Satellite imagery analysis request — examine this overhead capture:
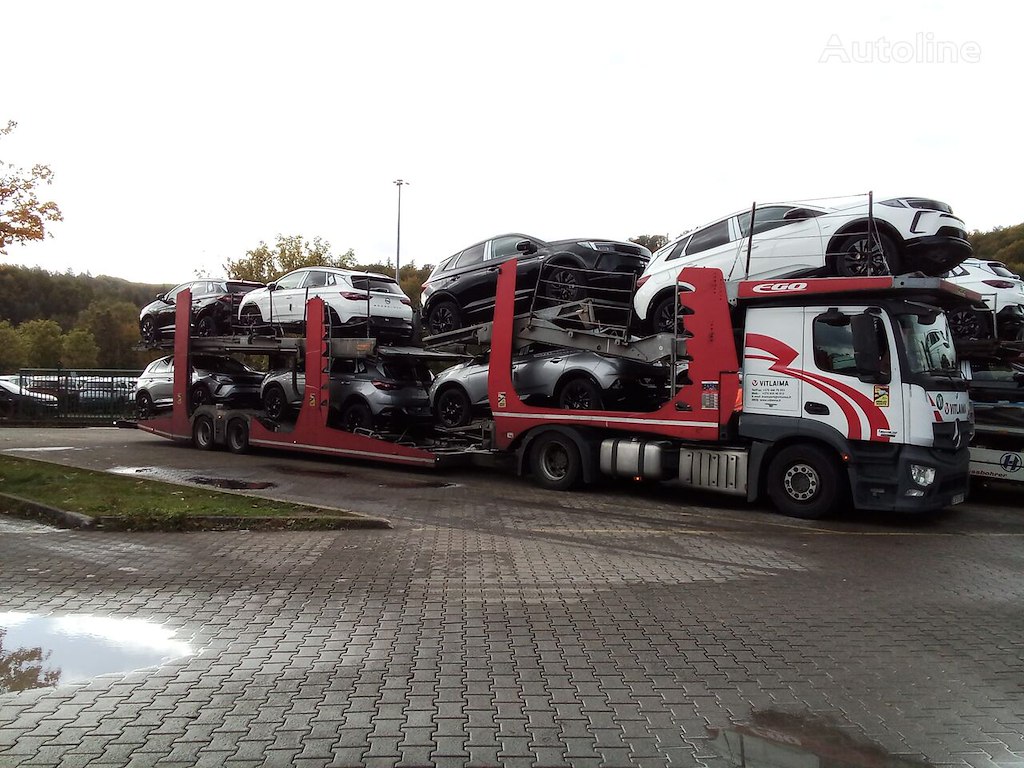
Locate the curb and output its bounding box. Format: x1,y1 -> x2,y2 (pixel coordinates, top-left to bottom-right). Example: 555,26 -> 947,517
0,492 -> 96,529
0,492 -> 391,532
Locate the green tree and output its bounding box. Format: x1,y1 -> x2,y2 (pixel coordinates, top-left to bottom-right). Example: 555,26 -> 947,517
0,320 -> 26,372
630,234 -> 669,253
224,234 -> 356,283
0,122 -> 63,253
78,299 -> 141,368
970,223 -> 1024,273
17,319 -> 63,368
60,328 -> 99,368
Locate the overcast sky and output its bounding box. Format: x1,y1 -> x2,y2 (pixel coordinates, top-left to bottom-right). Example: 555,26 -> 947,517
3,0 -> 1020,284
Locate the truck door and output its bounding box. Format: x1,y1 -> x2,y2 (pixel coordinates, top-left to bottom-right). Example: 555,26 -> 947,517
803,306 -> 904,443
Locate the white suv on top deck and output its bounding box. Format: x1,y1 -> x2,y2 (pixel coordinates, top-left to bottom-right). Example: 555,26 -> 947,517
944,259 -> 1024,340
632,196 -> 971,334
237,267 -> 414,340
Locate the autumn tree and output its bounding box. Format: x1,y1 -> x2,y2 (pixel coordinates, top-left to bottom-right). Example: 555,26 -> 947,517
630,234 -> 669,253
970,223 -> 1024,273
60,328 -> 99,368
224,234 -> 357,283
0,321 -> 26,373
17,319 -> 63,368
0,122 -> 63,253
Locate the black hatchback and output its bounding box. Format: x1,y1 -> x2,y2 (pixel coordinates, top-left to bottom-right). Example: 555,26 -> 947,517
419,234 -> 650,336
139,279 -> 264,344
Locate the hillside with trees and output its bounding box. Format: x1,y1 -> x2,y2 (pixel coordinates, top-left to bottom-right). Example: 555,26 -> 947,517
969,223 -> 1024,272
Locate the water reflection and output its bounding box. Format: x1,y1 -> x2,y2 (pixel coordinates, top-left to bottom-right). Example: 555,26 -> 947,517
0,613 -> 192,693
708,710 -> 934,767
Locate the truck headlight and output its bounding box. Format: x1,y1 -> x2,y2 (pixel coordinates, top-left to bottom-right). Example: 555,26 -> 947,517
910,464 -> 936,488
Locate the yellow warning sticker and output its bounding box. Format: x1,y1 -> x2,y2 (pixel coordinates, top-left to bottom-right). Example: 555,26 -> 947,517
873,385 -> 890,407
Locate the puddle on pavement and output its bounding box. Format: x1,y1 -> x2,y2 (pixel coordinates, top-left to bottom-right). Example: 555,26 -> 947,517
188,476 -> 277,490
708,710 -> 933,767
108,467 -> 276,491
272,465 -> 348,478
3,447 -> 80,453
383,479 -> 458,489
0,613 -> 192,693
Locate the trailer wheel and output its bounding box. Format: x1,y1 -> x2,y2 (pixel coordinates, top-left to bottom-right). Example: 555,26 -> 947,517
193,415 -> 216,451
530,432 -> 583,491
226,418 -> 250,454
766,444 -> 842,519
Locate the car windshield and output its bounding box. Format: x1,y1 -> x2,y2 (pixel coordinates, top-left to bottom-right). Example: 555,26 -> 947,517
895,311 -> 959,376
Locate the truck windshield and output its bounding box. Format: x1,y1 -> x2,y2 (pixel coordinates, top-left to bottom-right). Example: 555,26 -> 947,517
894,312 -> 958,376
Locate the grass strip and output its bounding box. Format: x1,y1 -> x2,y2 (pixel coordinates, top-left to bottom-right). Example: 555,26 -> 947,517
0,454 -> 388,531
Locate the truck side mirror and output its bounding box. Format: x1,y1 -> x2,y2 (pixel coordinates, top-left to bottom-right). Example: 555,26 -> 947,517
851,313 -> 888,383
516,239 -> 539,255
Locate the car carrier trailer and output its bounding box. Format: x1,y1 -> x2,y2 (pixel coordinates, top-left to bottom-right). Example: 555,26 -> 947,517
136,261 -> 976,519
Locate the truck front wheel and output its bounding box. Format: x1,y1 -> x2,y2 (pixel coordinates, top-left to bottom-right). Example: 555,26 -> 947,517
766,444 -> 843,519
530,433 -> 583,491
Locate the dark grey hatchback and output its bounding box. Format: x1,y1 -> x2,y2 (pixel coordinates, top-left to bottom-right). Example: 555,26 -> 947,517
419,234 -> 649,336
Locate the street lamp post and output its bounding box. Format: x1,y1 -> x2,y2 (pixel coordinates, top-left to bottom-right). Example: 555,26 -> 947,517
393,179 -> 409,282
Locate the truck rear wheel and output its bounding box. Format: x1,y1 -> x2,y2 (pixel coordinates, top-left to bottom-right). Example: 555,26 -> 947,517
226,418 -> 250,454
766,444 -> 842,519
530,432 -> 583,491
193,415 -> 216,451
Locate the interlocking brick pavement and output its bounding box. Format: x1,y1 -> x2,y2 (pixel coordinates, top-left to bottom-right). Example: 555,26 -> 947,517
1,429 -> 1023,766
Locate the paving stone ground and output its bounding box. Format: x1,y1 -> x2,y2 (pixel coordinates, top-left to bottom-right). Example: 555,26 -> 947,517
1,427 -> 1023,767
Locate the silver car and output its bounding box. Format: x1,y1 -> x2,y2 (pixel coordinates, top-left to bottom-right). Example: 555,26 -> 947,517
260,357 -> 433,431
428,347 -> 667,428
133,354 -> 264,416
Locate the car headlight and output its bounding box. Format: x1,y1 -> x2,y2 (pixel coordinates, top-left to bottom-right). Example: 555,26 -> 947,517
910,464 -> 936,488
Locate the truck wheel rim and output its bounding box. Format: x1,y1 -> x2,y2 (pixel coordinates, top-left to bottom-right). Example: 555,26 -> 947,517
197,420 -> 213,446
542,444 -> 569,480
783,462 -> 819,501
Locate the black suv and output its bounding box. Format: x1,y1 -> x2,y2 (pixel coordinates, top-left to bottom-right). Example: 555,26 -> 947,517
139,279 -> 264,343
419,234 -> 650,336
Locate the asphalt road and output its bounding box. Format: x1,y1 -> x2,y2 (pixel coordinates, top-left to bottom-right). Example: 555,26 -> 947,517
1,426 -> 1023,767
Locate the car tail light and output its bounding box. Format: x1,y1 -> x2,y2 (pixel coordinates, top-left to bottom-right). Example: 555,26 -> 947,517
399,296 -> 411,305
218,295 -> 233,304
983,280 -> 1016,289
371,380 -> 399,391
636,275 -> 650,288
421,281 -> 431,290
340,291 -> 368,300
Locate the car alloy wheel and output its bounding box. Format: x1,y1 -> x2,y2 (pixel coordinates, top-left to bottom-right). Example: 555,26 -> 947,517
545,266 -> 582,303
140,317 -> 157,344
437,387 -> 471,428
427,301 -> 461,336
136,391 -> 154,418
836,233 -> 898,277
263,385 -> 288,421
195,314 -> 217,337
557,377 -> 604,410
948,308 -> 990,340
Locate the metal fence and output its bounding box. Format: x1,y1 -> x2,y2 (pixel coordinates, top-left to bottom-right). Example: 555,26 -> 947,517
0,369 -> 141,423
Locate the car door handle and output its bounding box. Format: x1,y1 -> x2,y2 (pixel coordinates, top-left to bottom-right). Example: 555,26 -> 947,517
805,401 -> 830,415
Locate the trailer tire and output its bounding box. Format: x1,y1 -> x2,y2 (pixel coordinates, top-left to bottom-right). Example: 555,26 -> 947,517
766,443 -> 842,519
530,432 -> 583,491
226,418 -> 250,454
193,415 -> 216,451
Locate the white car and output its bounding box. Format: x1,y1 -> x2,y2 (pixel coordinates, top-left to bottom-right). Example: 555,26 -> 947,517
237,267 -> 414,340
633,196 -> 971,333
944,259 -> 1024,340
